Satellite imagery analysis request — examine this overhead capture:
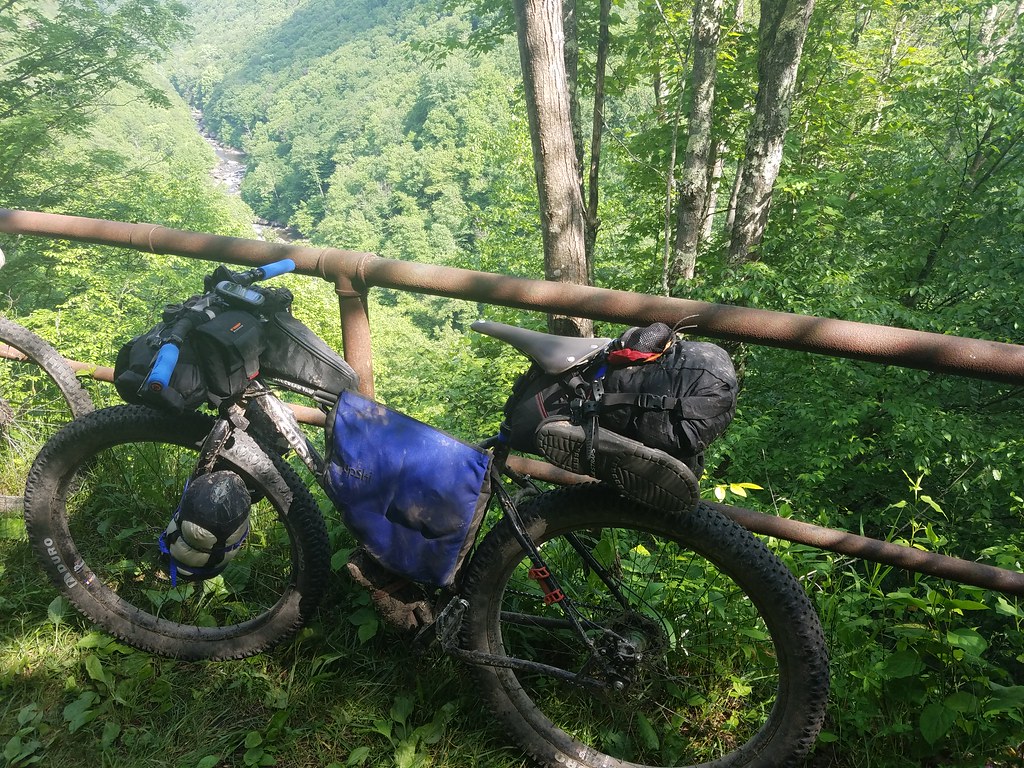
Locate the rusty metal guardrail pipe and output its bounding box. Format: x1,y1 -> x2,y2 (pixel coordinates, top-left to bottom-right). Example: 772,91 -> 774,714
507,456 -> 1024,596
3,208 -> 1023,596
3,209 -> 1023,384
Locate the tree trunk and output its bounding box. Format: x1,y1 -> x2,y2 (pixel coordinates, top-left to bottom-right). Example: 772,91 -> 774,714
562,0 -> 585,176
669,0 -> 724,291
726,155 -> 743,234
728,0 -> 815,264
583,0 -> 611,282
702,139 -> 726,242
513,0 -> 592,337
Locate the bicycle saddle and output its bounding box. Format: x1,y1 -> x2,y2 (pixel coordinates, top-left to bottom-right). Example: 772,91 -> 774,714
471,320 -> 612,375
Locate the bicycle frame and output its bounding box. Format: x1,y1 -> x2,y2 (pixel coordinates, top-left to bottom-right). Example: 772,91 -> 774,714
219,382 -> 652,692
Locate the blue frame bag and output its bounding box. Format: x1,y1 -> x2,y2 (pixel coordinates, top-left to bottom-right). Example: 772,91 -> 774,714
324,391 -> 492,587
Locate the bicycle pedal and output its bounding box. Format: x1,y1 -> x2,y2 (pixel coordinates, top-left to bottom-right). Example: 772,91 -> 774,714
434,597 -> 469,650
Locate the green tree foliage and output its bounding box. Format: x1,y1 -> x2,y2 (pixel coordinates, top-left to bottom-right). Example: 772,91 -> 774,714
0,0 -> 190,204
0,76 -> 256,373
176,2 -> 539,279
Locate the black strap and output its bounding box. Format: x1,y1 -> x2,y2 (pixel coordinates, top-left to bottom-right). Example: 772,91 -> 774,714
600,392 -> 681,411
599,392 -> 732,420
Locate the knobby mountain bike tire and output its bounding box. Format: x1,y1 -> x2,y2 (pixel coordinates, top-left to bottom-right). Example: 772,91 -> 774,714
0,317 -> 93,502
23,404 -> 330,660
460,484 -> 829,768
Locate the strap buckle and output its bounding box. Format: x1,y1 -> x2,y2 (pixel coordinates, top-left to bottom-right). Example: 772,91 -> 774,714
636,393 -> 672,410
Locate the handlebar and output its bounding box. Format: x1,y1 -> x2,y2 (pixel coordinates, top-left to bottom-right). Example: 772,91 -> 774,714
254,258 -> 295,281
139,259 -> 296,398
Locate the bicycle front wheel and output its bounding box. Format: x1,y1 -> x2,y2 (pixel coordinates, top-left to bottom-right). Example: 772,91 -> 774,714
460,484 -> 829,768
24,405 -> 330,660
0,317 -> 93,500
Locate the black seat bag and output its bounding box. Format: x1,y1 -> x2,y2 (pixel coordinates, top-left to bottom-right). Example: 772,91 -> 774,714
599,340 -> 737,473
503,329 -> 737,474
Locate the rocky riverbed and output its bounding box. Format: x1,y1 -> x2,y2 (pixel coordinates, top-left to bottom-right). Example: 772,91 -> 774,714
193,110 -> 295,241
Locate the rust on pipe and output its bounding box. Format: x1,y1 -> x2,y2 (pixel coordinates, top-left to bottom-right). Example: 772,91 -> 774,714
3,208 -> 1023,384
707,502 -> 1024,597
339,294 -> 375,398
0,345 -> 116,381
4,209 -> 1024,594
331,272 -> 375,398
505,455 -> 1024,597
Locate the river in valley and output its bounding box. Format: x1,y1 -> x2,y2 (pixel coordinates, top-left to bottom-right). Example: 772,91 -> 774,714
193,110 -> 295,242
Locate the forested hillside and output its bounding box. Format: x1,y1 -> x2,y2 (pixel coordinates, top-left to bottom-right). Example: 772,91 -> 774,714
171,0 -> 1024,557
1,0 -> 1023,765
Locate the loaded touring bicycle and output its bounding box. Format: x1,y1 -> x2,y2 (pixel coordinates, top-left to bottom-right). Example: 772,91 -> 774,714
24,258 -> 829,767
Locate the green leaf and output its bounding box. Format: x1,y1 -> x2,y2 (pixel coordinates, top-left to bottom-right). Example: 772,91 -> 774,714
985,684 -> 1024,715
62,692 -> 98,733
4,736 -> 23,762
100,720 -> 120,749
391,695 -> 414,727
244,732 -> 263,749
84,654 -> 105,685
77,632 -> 112,649
943,692 -> 977,713
994,596 -> 1023,618
16,704 -> 39,727
881,649 -> 924,679
919,702 -> 956,744
944,598 -> 988,612
356,617 -> 379,643
330,548 -> 353,572
196,757 -> 220,768
635,712 -> 659,751
946,627 -> 988,657
345,746 -> 371,766
47,595 -> 68,625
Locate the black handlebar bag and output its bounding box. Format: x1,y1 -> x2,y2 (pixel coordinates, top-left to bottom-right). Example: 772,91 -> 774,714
114,309 -> 264,412
190,310 -> 264,405
114,325 -> 208,413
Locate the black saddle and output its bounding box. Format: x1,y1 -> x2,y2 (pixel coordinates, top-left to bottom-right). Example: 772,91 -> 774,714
471,320 -> 611,375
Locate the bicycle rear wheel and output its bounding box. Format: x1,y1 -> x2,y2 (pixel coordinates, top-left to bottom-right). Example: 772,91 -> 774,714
24,405 -> 330,659
0,317 -> 93,501
460,484 -> 829,768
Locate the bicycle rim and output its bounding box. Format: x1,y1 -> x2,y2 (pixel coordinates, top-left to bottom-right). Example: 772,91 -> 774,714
52,423 -> 307,636
462,489 -> 827,767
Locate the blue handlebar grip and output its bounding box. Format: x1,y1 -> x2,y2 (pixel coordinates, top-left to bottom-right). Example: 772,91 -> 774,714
144,344 -> 180,391
258,259 -> 295,280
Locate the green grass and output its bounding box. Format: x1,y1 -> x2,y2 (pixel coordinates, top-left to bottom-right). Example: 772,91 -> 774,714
0,520 -> 528,768
4,498 -> 1024,767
